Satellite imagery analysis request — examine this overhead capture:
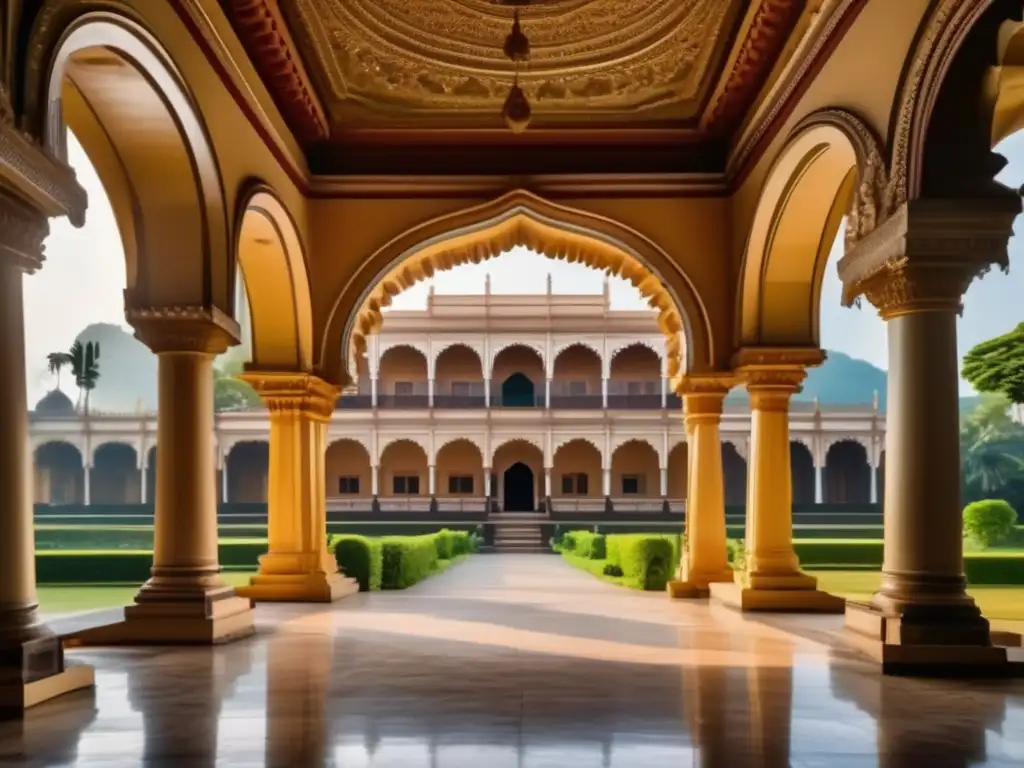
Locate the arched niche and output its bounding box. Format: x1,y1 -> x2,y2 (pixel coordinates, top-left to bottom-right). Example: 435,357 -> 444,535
323,190 -> 711,386
378,345 -> 429,406
493,346 -> 545,407
825,440 -> 871,504
552,439 -> 602,498
92,442 -> 140,505
551,344 -> 602,402
611,439 -> 660,499
325,438 -> 372,499
434,344 -> 485,404
608,343 -> 663,405
790,441 -> 816,505
492,439 -> 544,512
435,439 -> 485,497
226,441 -> 269,503
379,439 -> 428,497
34,441 -> 85,505
736,109 -> 889,347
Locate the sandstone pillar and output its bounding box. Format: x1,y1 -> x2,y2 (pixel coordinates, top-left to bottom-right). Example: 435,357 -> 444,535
668,378 -> 733,598
711,350 -> 843,612
237,373 -> 357,602
839,199 -> 1019,672
78,308 -> 254,644
0,192 -> 94,709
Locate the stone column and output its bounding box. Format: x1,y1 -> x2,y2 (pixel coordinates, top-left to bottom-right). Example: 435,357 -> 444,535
0,192 -> 93,709
838,199 -> 1019,672
82,462 -> 91,506
427,378 -> 434,408
601,377 -> 608,409
79,307 -> 254,644
813,464 -> 823,504
370,375 -> 378,408
484,378 -> 491,408
545,378 -> 551,409
236,372 -> 357,603
668,377 -> 734,598
711,351 -> 842,612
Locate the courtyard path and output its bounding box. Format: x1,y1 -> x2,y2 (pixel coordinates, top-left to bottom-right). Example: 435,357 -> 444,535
5,553 -> 1024,766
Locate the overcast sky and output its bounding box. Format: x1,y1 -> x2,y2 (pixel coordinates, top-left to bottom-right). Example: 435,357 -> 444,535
21,131 -> 1024,404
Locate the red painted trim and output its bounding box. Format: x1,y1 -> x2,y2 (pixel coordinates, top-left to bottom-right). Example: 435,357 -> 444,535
169,1 -> 310,192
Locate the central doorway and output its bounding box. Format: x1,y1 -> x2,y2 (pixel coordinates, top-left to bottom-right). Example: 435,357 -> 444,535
501,373 -> 535,407
503,462 -> 535,512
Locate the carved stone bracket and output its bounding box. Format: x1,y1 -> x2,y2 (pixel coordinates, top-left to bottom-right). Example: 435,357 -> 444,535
837,198 -> 1021,317
0,189 -> 49,272
126,305 -> 241,355
0,121 -> 85,227
238,371 -> 339,422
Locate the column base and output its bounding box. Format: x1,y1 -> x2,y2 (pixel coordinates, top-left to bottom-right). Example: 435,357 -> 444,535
709,574 -> 845,613
667,569 -> 735,599
0,663 -> 95,713
235,571 -> 359,603
68,585 -> 255,646
844,600 -> 1020,676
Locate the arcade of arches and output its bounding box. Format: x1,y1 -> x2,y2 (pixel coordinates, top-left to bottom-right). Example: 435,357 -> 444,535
0,0 -> 1020,710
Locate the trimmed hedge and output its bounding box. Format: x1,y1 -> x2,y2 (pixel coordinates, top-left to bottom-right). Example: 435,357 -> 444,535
333,536 -> 383,591
381,536 -> 440,589
606,534 -> 676,591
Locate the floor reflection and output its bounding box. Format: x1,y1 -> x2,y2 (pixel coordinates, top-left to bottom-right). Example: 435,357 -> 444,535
4,555 -> 1024,766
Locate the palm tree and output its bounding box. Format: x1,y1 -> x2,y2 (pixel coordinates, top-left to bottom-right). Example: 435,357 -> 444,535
961,397 -> 1024,494
68,340 -> 101,414
46,351 -> 73,390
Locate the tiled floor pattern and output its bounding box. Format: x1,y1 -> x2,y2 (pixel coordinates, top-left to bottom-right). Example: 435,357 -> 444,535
3,554 -> 1023,766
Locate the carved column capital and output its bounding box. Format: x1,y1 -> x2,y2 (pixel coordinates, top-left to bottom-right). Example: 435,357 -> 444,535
238,371 -> 339,422
838,198 -> 1020,318
679,373 -> 733,425
0,188 -> 48,272
126,305 -> 240,355
733,347 -> 824,411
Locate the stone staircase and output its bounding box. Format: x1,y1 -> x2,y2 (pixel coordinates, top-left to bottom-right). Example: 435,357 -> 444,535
491,513 -> 548,553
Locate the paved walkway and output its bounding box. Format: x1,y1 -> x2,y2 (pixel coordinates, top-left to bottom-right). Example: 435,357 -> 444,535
4,554 -> 1024,766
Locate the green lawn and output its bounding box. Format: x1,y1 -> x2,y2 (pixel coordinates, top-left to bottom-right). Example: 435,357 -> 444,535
37,571 -> 256,615
809,570 -> 1024,621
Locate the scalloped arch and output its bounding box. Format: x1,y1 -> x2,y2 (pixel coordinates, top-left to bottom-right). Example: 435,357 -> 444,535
490,341 -> 546,375
32,437 -> 85,456
552,341 -> 604,363
434,436 -> 485,461
433,341 -> 485,370
824,436 -> 871,459
611,436 -> 661,459
552,436 -> 604,459
490,436 -> 544,463
321,190 -> 714,387
91,439 -> 140,460
378,436 -> 430,462
325,436 -> 373,459
609,340 -> 664,365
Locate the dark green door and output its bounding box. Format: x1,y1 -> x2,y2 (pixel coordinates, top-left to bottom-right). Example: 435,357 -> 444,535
501,373 -> 535,407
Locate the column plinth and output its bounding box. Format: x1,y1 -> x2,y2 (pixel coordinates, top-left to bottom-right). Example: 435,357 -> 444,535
74,308 -> 254,644
836,200 -> 1022,674
668,377 -> 734,599
710,353 -> 843,613
235,372 -> 358,603
0,194 -> 94,710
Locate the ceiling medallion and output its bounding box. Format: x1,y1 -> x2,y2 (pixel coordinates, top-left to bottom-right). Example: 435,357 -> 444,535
501,10 -> 532,133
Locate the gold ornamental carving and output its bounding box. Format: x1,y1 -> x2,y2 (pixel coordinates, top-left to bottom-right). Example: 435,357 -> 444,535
126,305 -> 241,355
239,371 -> 339,421
0,188 -> 49,272
733,347 -> 823,411
855,261 -> 977,320
285,0 -> 741,125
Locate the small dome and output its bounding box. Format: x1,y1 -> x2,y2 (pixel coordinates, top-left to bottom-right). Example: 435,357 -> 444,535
34,389 -> 75,416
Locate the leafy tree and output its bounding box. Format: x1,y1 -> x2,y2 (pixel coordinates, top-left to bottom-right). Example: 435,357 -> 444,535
67,340 -> 101,414
960,397 -> 1024,495
213,366 -> 262,412
46,351 -> 73,390
963,323 -> 1024,405
963,499 -> 1018,549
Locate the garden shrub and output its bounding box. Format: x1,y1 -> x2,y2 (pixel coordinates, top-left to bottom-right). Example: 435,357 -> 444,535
561,530 -> 579,553
450,530 -> 473,556
380,535 -> 440,589
607,534 -> 675,591
963,500 -> 1018,549
572,531 -> 606,559
333,535 -> 382,591
598,561 -> 622,577
964,554 -> 1024,584
434,529 -> 455,559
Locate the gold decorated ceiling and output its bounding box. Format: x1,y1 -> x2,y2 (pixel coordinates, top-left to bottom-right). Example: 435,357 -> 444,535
283,0 -> 746,129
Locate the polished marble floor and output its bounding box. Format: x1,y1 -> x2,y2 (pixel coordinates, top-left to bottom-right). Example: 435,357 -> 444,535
3,554 -> 1024,766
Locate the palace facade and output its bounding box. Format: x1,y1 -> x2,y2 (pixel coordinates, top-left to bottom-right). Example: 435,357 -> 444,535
31,290 -> 885,514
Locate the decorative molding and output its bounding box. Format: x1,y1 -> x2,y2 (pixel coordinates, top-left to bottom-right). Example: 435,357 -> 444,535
377,434 -> 430,462
0,122 -> 86,227
126,305 -> 241,355
238,372 -> 338,421
490,340 -> 547,372
325,433 -> 372,457
552,435 -> 603,459
490,435 -> 544,462
610,435 -> 661,460
0,189 -> 49,272
433,434 -> 485,461
218,0 -> 329,144
703,0 -> 805,137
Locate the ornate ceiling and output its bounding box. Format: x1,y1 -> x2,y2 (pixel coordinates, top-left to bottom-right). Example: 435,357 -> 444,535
279,0 -> 745,129
220,0 -> 810,174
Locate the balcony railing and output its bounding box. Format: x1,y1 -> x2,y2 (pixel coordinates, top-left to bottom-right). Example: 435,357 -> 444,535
325,496 -> 488,513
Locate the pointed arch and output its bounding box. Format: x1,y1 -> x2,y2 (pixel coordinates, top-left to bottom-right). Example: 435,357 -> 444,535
322,190 -> 713,386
